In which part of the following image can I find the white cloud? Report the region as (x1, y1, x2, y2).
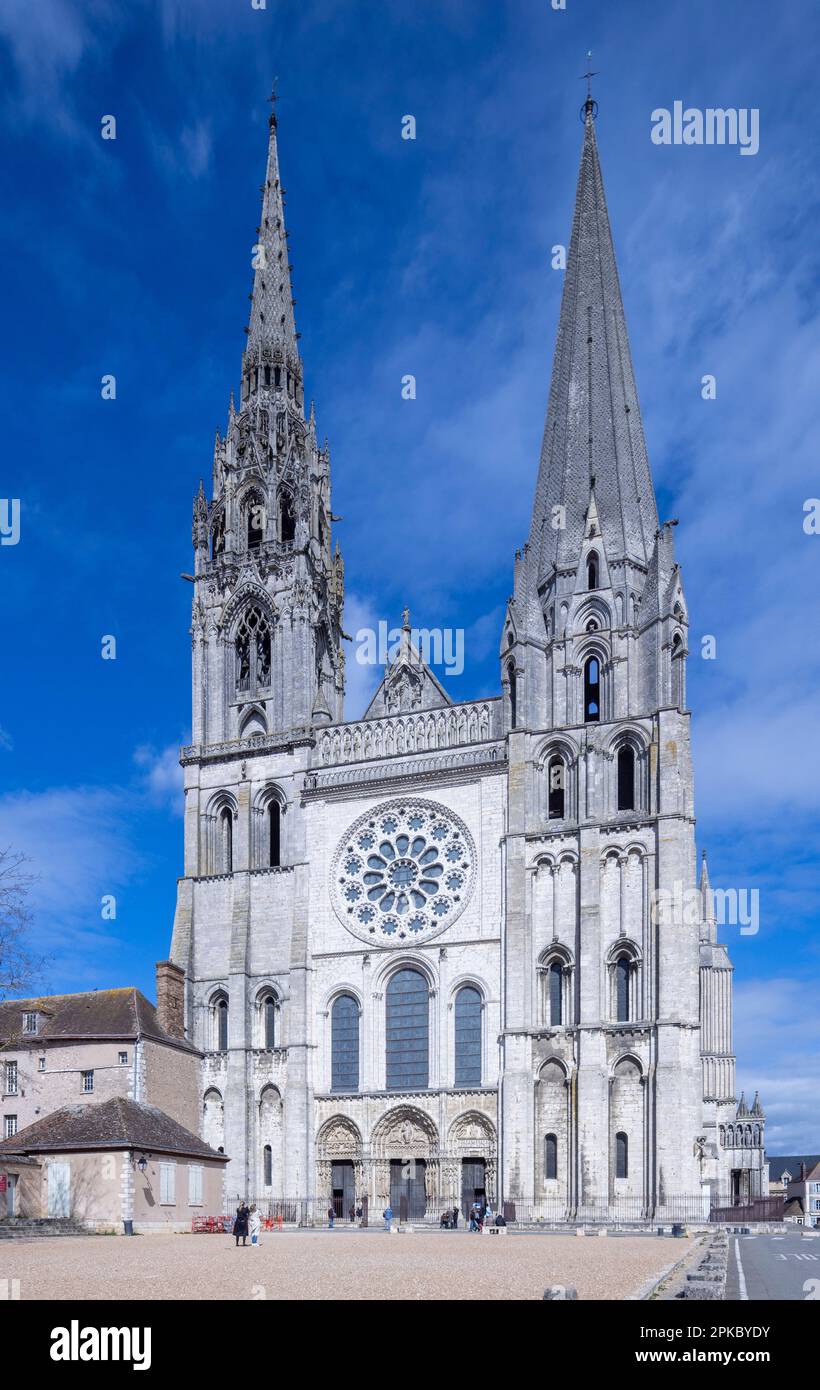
(133, 743, 184, 813)
(734, 978, 820, 1152)
(343, 591, 383, 720)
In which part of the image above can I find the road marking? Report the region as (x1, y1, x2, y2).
(734, 1236, 749, 1300)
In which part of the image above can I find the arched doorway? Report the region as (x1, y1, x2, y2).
(371, 1106, 439, 1220)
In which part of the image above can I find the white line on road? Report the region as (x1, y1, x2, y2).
(734, 1236, 749, 1300)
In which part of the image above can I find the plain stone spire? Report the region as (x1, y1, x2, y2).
(528, 103, 659, 579)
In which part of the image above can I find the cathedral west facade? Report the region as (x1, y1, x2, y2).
(167, 92, 767, 1220)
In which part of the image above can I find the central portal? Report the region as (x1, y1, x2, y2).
(390, 1158, 427, 1220)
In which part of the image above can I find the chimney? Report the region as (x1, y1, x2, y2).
(155, 960, 186, 1040)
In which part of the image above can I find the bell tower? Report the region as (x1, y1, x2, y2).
(190, 89, 344, 748)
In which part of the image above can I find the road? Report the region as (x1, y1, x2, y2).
(725, 1229, 820, 1301)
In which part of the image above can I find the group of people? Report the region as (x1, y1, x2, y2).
(326, 1202, 366, 1228)
(232, 1202, 262, 1247)
(440, 1200, 506, 1232)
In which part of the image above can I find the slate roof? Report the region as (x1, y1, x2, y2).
(767, 1155, 820, 1183)
(0, 987, 197, 1053)
(0, 1097, 228, 1162)
(527, 106, 659, 580)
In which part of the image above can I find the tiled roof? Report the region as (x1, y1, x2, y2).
(0, 988, 197, 1053)
(767, 1155, 820, 1183)
(0, 1097, 228, 1162)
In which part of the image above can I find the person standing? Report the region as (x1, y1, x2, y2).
(234, 1202, 249, 1247)
(249, 1204, 261, 1248)
(327, 1203, 335, 1229)
(383, 1204, 393, 1231)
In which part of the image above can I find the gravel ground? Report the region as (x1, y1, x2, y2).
(2, 1231, 689, 1301)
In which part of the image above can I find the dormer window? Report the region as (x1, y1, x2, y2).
(23, 1011, 37, 1035)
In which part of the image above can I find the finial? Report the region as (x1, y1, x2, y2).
(268, 77, 279, 128)
(580, 51, 599, 121)
(402, 605, 411, 629)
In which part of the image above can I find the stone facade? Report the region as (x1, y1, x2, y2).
(169, 96, 767, 1218)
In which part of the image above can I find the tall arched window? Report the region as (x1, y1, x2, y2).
(386, 969, 428, 1090)
(617, 746, 635, 811)
(454, 986, 482, 1087)
(263, 1144, 272, 1186)
(211, 513, 225, 559)
(235, 606, 272, 694)
(587, 552, 599, 590)
(219, 807, 233, 874)
(280, 495, 295, 543)
(584, 656, 600, 721)
(671, 632, 684, 707)
(545, 1133, 558, 1181)
(216, 998, 228, 1052)
(548, 961, 563, 1025)
(246, 496, 264, 548)
(508, 663, 517, 728)
(269, 801, 281, 867)
(616, 1131, 628, 1179)
(331, 994, 360, 1092)
(548, 755, 565, 819)
(263, 995, 276, 1050)
(615, 956, 631, 1023)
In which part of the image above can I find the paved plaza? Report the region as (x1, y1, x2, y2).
(2, 1230, 689, 1301)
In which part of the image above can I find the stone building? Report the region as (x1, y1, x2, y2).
(168, 92, 767, 1219)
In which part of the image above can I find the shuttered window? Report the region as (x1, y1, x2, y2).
(159, 1162, 176, 1205)
(188, 1165, 202, 1206)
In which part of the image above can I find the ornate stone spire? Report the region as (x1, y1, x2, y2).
(528, 102, 659, 579)
(243, 85, 301, 398)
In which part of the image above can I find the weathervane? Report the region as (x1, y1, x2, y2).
(580, 51, 599, 120)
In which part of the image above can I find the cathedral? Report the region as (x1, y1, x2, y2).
(167, 91, 768, 1220)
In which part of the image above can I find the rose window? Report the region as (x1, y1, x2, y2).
(331, 799, 476, 944)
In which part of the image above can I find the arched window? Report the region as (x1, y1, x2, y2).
(454, 986, 482, 1087)
(615, 956, 631, 1023)
(508, 663, 517, 728)
(280, 495, 296, 543)
(386, 969, 428, 1090)
(219, 807, 233, 874)
(216, 998, 228, 1052)
(671, 632, 684, 707)
(263, 995, 276, 1050)
(246, 496, 264, 548)
(545, 1133, 558, 1181)
(548, 755, 565, 819)
(263, 1144, 272, 1186)
(587, 552, 599, 590)
(616, 1131, 628, 1179)
(235, 606, 272, 694)
(548, 961, 563, 1025)
(617, 746, 635, 811)
(211, 513, 225, 559)
(331, 994, 360, 1093)
(584, 656, 600, 722)
(269, 801, 281, 867)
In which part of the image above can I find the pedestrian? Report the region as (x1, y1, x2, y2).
(328, 1204, 335, 1229)
(451, 1207, 459, 1229)
(234, 1201, 249, 1247)
(249, 1204, 261, 1248)
(356, 1203, 363, 1224)
(484, 1201, 494, 1225)
(349, 1203, 356, 1224)
(383, 1204, 393, 1231)
(494, 1210, 506, 1227)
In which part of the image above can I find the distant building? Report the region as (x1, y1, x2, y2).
(767, 1154, 820, 1196)
(777, 1159, 820, 1228)
(0, 973, 226, 1229)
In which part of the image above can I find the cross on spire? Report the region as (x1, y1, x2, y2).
(580, 51, 598, 100)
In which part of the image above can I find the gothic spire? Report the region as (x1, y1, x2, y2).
(243, 87, 301, 386)
(528, 103, 658, 579)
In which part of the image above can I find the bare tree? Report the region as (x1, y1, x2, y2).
(0, 846, 45, 1001)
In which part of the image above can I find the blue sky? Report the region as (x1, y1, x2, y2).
(0, 0, 818, 1150)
